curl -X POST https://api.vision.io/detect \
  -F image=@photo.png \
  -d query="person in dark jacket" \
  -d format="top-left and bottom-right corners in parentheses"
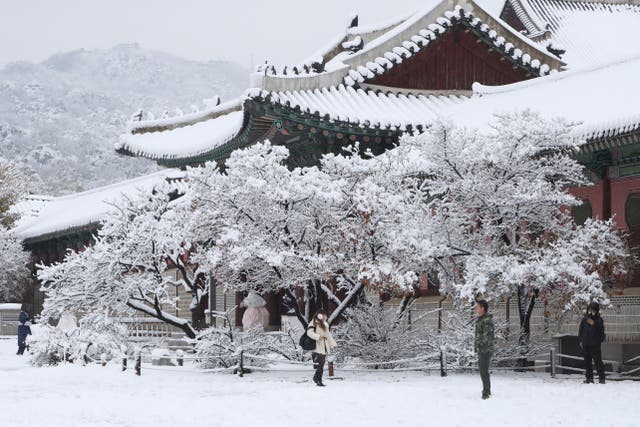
top-left (474, 299), bottom-right (495, 400)
top-left (578, 301), bottom-right (606, 384)
top-left (17, 310), bottom-right (32, 355)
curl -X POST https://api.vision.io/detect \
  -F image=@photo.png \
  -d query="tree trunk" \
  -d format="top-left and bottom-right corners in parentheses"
top-left (191, 293), bottom-right (208, 331)
top-left (284, 288), bottom-right (308, 329)
top-left (516, 285), bottom-right (537, 366)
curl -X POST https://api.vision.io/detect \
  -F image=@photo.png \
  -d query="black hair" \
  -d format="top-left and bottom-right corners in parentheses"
top-left (477, 299), bottom-right (489, 313)
top-left (588, 301), bottom-right (600, 314)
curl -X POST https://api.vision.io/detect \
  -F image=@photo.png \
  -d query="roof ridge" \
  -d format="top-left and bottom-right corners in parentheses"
top-left (128, 97), bottom-right (244, 135)
top-left (256, 13), bottom-right (411, 79)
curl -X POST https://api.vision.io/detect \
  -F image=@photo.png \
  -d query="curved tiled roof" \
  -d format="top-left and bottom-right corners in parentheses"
top-left (504, 0), bottom-right (549, 37)
top-left (440, 55), bottom-right (640, 145)
top-left (510, 0), bottom-right (640, 67)
top-left (253, 0), bottom-right (564, 93)
top-left (340, 5), bottom-right (560, 87)
top-left (117, 110), bottom-right (246, 161)
top-left (252, 85), bottom-right (468, 132)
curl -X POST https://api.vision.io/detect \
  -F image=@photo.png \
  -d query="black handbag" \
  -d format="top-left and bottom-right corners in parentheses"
top-left (299, 326), bottom-right (317, 351)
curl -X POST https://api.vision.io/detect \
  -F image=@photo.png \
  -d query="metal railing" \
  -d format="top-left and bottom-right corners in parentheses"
top-left (408, 296), bottom-right (640, 343)
top-left (121, 346), bottom-right (640, 382)
top-left (549, 347), bottom-right (640, 380)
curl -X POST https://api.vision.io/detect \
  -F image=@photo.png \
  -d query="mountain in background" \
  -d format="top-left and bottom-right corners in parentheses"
top-left (0, 44), bottom-right (248, 195)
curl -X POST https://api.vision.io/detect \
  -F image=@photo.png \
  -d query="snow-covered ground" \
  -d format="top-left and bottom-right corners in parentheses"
top-left (0, 337), bottom-right (637, 427)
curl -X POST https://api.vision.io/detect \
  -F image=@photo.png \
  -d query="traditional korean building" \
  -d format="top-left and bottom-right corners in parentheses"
top-left (16, 0), bottom-right (640, 343)
top-left (116, 0), bottom-right (566, 168)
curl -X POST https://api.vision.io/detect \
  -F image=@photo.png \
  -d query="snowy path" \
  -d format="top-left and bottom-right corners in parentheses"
top-left (0, 337), bottom-right (637, 427)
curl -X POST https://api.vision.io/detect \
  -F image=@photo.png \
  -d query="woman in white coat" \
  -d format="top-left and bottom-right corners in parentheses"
top-left (306, 309), bottom-right (337, 386)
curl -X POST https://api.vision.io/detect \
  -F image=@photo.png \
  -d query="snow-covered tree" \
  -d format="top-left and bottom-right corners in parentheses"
top-left (398, 111), bottom-right (627, 351)
top-left (38, 112), bottom-right (624, 355)
top-left (186, 143), bottom-right (441, 327)
top-left (38, 179), bottom-right (207, 338)
top-left (0, 159), bottom-right (33, 227)
top-left (0, 159), bottom-right (35, 302)
top-left (0, 227), bottom-right (31, 302)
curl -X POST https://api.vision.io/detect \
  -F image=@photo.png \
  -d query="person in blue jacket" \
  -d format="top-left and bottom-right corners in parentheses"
top-left (17, 310), bottom-right (32, 355)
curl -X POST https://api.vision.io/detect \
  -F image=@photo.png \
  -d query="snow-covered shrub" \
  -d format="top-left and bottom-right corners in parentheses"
top-left (334, 303), bottom-right (546, 370)
top-left (333, 304), bottom-right (438, 367)
top-left (28, 324), bottom-right (65, 366)
top-left (194, 325), bottom-right (304, 370)
top-left (29, 314), bottom-right (129, 367)
top-left (434, 308), bottom-right (545, 368)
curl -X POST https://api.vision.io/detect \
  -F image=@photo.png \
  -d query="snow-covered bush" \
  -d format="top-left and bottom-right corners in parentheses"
top-left (29, 313), bottom-right (128, 367)
top-left (194, 325), bottom-right (304, 370)
top-left (333, 302), bottom-right (546, 369)
top-left (435, 308), bottom-right (546, 368)
top-left (333, 304), bottom-right (438, 367)
top-left (28, 324), bottom-right (65, 366)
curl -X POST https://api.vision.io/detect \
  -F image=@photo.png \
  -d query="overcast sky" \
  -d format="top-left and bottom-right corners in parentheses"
top-left (1, 0), bottom-right (428, 69)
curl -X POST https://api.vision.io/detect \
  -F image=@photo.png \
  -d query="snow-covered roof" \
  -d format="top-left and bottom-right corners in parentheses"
top-left (252, 86), bottom-right (468, 132)
top-left (439, 55), bottom-right (640, 144)
top-left (12, 195), bottom-right (55, 225)
top-left (117, 110), bottom-right (245, 161)
top-left (509, 0), bottom-right (640, 67)
top-left (117, 0), bottom-right (640, 164)
top-left (252, 0), bottom-right (563, 92)
top-left (126, 98), bottom-right (243, 134)
top-left (14, 169), bottom-right (184, 243)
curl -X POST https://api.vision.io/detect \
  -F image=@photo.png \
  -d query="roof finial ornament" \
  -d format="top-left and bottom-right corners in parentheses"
top-left (349, 13), bottom-right (359, 29)
top-left (311, 58), bottom-right (325, 73)
top-left (546, 43), bottom-right (566, 59)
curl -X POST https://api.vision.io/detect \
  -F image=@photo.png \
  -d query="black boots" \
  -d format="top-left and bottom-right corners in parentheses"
top-left (481, 391), bottom-right (491, 400)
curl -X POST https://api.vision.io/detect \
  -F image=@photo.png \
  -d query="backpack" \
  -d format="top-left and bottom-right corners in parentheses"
top-left (299, 326), bottom-right (316, 351)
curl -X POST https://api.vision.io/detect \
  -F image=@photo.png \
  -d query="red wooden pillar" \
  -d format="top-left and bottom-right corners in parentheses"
top-left (602, 165), bottom-right (612, 220)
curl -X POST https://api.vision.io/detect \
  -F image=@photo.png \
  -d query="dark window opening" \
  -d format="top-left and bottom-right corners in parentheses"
top-left (572, 200), bottom-right (592, 226)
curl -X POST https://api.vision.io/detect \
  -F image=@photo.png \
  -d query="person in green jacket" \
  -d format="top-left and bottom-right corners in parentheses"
top-left (475, 299), bottom-right (495, 400)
